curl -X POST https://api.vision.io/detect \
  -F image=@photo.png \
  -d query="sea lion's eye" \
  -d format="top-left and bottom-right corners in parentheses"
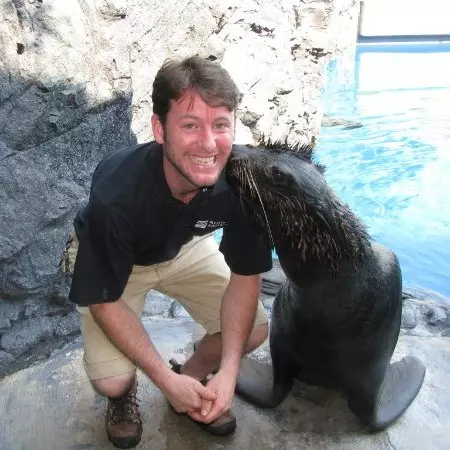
top-left (270, 165), bottom-right (288, 185)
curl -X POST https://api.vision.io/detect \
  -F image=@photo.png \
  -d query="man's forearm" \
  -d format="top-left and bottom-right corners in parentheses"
top-left (219, 273), bottom-right (261, 378)
top-left (89, 299), bottom-right (173, 388)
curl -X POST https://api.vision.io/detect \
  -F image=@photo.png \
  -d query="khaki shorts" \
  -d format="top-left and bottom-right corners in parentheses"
top-left (66, 233), bottom-right (267, 380)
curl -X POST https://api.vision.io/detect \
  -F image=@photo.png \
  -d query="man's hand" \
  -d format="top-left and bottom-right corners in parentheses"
top-left (186, 273), bottom-right (260, 424)
top-left (188, 369), bottom-right (236, 424)
top-left (161, 372), bottom-right (217, 416)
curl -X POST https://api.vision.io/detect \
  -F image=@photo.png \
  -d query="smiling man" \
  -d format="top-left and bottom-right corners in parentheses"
top-left (67, 56), bottom-right (272, 448)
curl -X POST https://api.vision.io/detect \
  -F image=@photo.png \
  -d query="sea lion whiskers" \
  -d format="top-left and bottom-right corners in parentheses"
top-left (245, 167), bottom-right (258, 200)
top-left (227, 146), bottom-right (369, 268)
top-left (256, 184), bottom-right (346, 271)
top-left (228, 162), bottom-right (271, 239)
top-left (245, 166), bottom-right (275, 248)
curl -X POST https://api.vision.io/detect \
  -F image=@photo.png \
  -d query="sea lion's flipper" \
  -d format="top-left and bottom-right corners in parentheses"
top-left (236, 358), bottom-right (275, 407)
top-left (236, 349), bottom-right (298, 408)
top-left (348, 356), bottom-right (426, 431)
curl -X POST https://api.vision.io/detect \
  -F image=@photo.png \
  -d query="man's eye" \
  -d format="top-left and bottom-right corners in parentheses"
top-left (183, 123), bottom-right (196, 129)
top-left (215, 122), bottom-right (229, 130)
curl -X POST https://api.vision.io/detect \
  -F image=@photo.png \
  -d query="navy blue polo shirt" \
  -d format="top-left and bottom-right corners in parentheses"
top-left (69, 141), bottom-right (272, 306)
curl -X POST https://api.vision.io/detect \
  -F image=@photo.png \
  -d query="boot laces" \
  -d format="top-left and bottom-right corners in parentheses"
top-left (109, 387), bottom-right (140, 424)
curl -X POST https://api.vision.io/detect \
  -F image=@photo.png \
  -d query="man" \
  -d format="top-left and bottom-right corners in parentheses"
top-left (68, 55), bottom-right (272, 449)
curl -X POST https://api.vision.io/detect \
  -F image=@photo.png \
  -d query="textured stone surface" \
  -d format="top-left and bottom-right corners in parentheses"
top-left (125, 0), bottom-right (360, 145)
top-left (143, 290), bottom-right (173, 317)
top-left (402, 301), bottom-right (419, 329)
top-left (0, 316), bottom-right (55, 357)
top-left (0, 351), bottom-right (14, 367)
top-left (0, 0), bottom-right (135, 367)
top-left (170, 301), bottom-right (192, 319)
top-left (0, 299), bottom-right (23, 333)
top-left (0, 0), bottom-right (133, 261)
top-left (403, 297), bottom-right (450, 337)
top-left (0, 318), bottom-right (448, 450)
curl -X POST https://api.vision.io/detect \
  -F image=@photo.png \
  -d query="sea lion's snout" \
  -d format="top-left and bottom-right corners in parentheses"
top-left (226, 147), bottom-right (256, 188)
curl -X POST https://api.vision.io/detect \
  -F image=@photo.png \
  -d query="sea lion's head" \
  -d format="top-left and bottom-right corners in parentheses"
top-left (226, 140), bottom-right (370, 273)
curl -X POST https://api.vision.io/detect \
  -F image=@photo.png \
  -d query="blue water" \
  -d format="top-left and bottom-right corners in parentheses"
top-left (315, 42), bottom-right (450, 299)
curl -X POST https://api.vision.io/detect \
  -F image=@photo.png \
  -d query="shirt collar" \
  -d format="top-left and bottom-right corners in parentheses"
top-left (147, 142), bottom-right (179, 204)
top-left (205, 169), bottom-right (229, 197)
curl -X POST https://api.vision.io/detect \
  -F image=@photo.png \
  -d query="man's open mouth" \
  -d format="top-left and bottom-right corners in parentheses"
top-left (190, 156), bottom-right (216, 166)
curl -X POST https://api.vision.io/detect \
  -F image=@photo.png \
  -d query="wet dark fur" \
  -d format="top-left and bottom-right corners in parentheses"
top-left (226, 140), bottom-right (426, 431)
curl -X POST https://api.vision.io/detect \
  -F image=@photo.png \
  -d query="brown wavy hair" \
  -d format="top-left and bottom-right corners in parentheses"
top-left (152, 55), bottom-right (240, 124)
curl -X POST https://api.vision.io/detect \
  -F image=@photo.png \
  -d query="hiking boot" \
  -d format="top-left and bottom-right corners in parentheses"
top-left (105, 379), bottom-right (143, 449)
top-left (169, 359), bottom-right (236, 436)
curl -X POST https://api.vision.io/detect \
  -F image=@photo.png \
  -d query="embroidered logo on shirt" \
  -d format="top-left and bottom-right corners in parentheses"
top-left (194, 220), bottom-right (227, 229)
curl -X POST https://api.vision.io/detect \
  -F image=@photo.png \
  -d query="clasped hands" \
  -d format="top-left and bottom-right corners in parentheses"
top-left (164, 369), bottom-right (235, 423)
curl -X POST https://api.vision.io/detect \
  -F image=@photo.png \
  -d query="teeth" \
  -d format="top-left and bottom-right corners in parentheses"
top-left (191, 156), bottom-right (215, 166)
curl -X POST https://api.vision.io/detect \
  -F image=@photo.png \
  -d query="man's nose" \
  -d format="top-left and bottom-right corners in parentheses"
top-left (199, 128), bottom-right (216, 152)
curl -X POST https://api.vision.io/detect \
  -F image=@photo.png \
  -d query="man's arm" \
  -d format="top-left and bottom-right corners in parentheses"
top-left (193, 272), bottom-right (261, 423)
top-left (89, 299), bottom-right (216, 412)
top-left (220, 272), bottom-right (261, 378)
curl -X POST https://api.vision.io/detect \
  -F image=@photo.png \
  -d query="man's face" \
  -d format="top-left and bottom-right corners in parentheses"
top-left (152, 90), bottom-right (235, 198)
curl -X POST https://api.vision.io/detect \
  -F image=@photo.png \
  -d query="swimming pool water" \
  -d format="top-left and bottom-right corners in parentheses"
top-left (315, 42), bottom-right (450, 299)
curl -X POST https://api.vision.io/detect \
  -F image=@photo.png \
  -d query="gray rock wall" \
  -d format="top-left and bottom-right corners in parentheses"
top-left (0, 0), bottom-right (360, 376)
top-left (0, 0), bottom-right (136, 375)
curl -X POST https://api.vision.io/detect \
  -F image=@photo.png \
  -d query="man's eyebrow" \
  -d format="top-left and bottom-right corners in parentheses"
top-left (178, 114), bottom-right (232, 122)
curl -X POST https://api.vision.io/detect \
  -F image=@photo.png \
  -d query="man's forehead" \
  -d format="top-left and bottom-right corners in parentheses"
top-left (169, 90), bottom-right (234, 117)
top-left (173, 88), bottom-right (198, 104)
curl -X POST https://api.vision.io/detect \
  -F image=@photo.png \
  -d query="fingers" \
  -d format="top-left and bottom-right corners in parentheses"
top-left (202, 401), bottom-right (225, 423)
top-left (200, 399), bottom-right (213, 417)
top-left (196, 384), bottom-right (217, 402)
top-left (187, 402), bottom-right (223, 424)
top-left (168, 376), bottom-right (210, 413)
top-left (166, 372), bottom-right (232, 424)
top-left (188, 410), bottom-right (207, 422)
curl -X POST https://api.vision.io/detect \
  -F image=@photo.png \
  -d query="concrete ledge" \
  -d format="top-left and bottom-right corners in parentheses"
top-left (0, 317), bottom-right (449, 449)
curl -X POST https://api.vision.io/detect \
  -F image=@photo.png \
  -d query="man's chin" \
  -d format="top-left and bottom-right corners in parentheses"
top-left (191, 173), bottom-right (221, 188)
top-left (195, 179), bottom-right (218, 188)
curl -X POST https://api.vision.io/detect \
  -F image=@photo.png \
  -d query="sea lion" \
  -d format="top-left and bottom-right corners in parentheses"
top-left (226, 141), bottom-right (426, 431)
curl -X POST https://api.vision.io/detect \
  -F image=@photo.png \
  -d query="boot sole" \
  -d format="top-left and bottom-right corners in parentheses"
top-left (107, 426), bottom-right (143, 449)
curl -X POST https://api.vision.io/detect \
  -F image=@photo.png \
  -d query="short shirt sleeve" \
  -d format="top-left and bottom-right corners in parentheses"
top-left (219, 197), bottom-right (272, 275)
top-left (69, 197), bottom-right (135, 306)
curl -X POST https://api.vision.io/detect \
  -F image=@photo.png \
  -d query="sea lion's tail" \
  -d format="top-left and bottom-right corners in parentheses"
top-left (349, 356), bottom-right (426, 431)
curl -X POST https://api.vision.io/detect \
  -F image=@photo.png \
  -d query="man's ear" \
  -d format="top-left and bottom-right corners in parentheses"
top-left (151, 114), bottom-right (164, 144)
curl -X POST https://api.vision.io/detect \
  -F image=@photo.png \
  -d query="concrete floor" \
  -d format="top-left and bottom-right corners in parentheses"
top-left (0, 317), bottom-right (449, 450)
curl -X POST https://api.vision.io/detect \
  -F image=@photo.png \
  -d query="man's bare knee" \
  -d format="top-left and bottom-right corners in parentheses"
top-left (90, 372), bottom-right (136, 398)
top-left (245, 322), bottom-right (269, 353)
